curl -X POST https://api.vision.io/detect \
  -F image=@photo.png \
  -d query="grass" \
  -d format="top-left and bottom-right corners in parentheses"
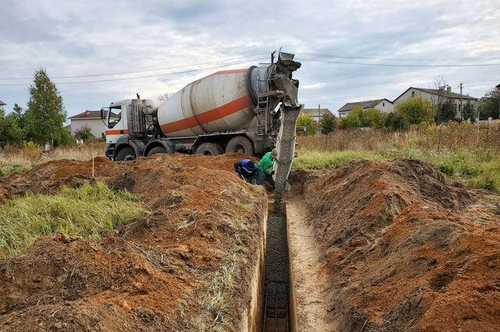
top-left (0, 182), bottom-right (147, 258)
top-left (294, 149), bottom-right (500, 192)
top-left (201, 253), bottom-right (240, 331)
top-left (294, 123), bottom-right (500, 192)
top-left (293, 150), bottom-right (383, 170)
top-left (0, 142), bottom-right (105, 177)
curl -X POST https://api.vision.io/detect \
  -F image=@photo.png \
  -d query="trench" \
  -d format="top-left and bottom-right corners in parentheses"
top-left (261, 200), bottom-right (296, 332)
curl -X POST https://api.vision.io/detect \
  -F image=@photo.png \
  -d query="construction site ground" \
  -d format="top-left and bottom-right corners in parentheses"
top-left (288, 159), bottom-right (499, 332)
top-left (0, 154), bottom-right (267, 331)
top-left (0, 155), bottom-right (499, 331)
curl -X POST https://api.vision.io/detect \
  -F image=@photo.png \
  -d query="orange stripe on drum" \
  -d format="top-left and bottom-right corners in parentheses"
top-left (204, 68), bottom-right (249, 79)
top-left (105, 129), bottom-right (129, 135)
top-left (161, 95), bottom-right (252, 133)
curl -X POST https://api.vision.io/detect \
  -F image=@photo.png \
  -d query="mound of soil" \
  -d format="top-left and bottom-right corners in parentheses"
top-left (300, 159), bottom-right (499, 331)
top-left (0, 154), bottom-right (266, 331)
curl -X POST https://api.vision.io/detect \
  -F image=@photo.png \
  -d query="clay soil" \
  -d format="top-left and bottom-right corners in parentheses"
top-left (0, 154), bottom-right (267, 331)
top-left (291, 159), bottom-right (499, 332)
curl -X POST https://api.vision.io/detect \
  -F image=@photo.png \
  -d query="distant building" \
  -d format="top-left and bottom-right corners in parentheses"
top-left (69, 110), bottom-right (110, 139)
top-left (0, 100), bottom-right (6, 108)
top-left (337, 99), bottom-right (393, 118)
top-left (301, 108), bottom-right (333, 123)
top-left (393, 86), bottom-right (478, 117)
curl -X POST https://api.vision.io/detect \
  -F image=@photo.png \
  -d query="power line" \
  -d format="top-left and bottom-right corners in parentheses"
top-left (305, 57), bottom-right (500, 67)
top-left (0, 56), bottom-right (266, 81)
top-left (0, 59), bottom-right (266, 87)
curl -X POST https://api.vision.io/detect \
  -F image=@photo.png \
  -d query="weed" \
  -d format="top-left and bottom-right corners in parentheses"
top-left (0, 182), bottom-right (147, 257)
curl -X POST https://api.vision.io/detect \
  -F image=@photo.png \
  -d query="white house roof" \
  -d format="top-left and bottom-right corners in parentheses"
top-left (337, 98), bottom-right (392, 113)
top-left (301, 108), bottom-right (333, 117)
top-left (0, 100), bottom-right (6, 106)
top-left (393, 87), bottom-right (478, 103)
top-left (69, 110), bottom-right (117, 120)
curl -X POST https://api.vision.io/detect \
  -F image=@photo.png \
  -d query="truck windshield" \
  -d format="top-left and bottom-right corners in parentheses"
top-left (106, 106), bottom-right (121, 128)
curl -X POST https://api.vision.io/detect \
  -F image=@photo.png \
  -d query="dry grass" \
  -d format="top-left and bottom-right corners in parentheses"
top-left (295, 123), bottom-right (500, 192)
top-left (0, 142), bottom-right (105, 176)
top-left (297, 122), bottom-right (500, 153)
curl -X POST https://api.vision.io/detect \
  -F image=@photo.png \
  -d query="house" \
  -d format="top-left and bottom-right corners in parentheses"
top-left (301, 108), bottom-right (334, 123)
top-left (0, 100), bottom-right (6, 108)
top-left (337, 99), bottom-right (393, 118)
top-left (393, 86), bottom-right (478, 116)
top-left (69, 110), bottom-right (110, 139)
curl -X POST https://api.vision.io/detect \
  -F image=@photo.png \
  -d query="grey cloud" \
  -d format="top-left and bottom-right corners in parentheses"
top-left (0, 0), bottom-right (499, 115)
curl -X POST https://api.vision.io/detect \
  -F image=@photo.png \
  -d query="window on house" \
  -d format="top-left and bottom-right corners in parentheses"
top-left (411, 91), bottom-right (416, 97)
top-left (383, 102), bottom-right (385, 106)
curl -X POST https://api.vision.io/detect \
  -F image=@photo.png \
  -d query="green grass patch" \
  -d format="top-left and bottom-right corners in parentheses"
top-left (0, 164), bottom-right (30, 177)
top-left (293, 150), bottom-right (383, 171)
top-left (0, 182), bottom-right (147, 258)
top-left (294, 149), bottom-right (500, 193)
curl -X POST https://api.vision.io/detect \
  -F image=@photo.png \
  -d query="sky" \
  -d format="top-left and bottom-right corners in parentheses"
top-left (1, 0), bottom-right (499, 117)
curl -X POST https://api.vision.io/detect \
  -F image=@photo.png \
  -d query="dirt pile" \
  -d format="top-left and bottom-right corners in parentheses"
top-left (0, 154), bottom-right (266, 331)
top-left (300, 159), bottom-right (499, 331)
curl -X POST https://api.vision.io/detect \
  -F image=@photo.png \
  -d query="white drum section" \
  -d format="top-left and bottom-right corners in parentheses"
top-left (157, 69), bottom-right (255, 137)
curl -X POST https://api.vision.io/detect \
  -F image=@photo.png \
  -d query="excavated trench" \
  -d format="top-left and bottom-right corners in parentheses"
top-left (261, 200), bottom-right (296, 332)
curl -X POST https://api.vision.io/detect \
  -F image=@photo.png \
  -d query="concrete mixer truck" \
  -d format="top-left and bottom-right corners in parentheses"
top-left (101, 51), bottom-right (302, 161)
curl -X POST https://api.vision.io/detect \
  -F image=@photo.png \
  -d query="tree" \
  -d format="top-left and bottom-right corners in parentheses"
top-left (384, 111), bottom-right (408, 131)
top-left (24, 69), bottom-right (67, 146)
top-left (396, 97), bottom-right (434, 126)
top-left (340, 107), bottom-right (385, 129)
top-left (462, 102), bottom-right (476, 122)
top-left (74, 126), bottom-right (95, 142)
top-left (0, 108), bottom-right (23, 147)
top-left (319, 113), bottom-right (336, 134)
top-left (340, 106), bottom-right (364, 128)
top-left (8, 104), bottom-right (25, 140)
top-left (364, 108), bottom-right (385, 128)
top-left (297, 114), bottom-right (317, 135)
top-left (478, 88), bottom-right (500, 120)
top-left (436, 99), bottom-right (457, 123)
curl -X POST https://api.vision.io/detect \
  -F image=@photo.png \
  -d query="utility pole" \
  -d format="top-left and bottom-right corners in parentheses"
top-left (317, 104), bottom-right (321, 136)
top-left (459, 83), bottom-right (463, 121)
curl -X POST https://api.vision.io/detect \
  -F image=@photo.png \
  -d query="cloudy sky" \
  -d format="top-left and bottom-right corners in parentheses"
top-left (1, 0), bottom-right (499, 117)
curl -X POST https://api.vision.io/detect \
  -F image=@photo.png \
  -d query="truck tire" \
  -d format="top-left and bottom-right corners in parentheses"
top-left (225, 136), bottom-right (254, 155)
top-left (195, 143), bottom-right (224, 155)
top-left (115, 146), bottom-right (136, 161)
top-left (147, 146), bottom-right (167, 156)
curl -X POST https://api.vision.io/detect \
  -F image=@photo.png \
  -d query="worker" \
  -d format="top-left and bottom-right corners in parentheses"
top-left (234, 159), bottom-right (259, 184)
top-left (258, 148), bottom-right (277, 188)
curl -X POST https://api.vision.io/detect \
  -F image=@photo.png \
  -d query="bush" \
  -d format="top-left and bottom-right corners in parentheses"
top-left (74, 126), bottom-right (95, 143)
top-left (396, 97), bottom-right (434, 125)
top-left (364, 108), bottom-right (385, 128)
top-left (0, 108), bottom-right (23, 147)
top-left (319, 113), bottom-right (336, 134)
top-left (297, 114), bottom-right (317, 135)
top-left (340, 107), bottom-right (385, 129)
top-left (436, 99), bottom-right (457, 123)
top-left (0, 182), bottom-right (147, 257)
top-left (479, 98), bottom-right (499, 120)
top-left (384, 112), bottom-right (408, 130)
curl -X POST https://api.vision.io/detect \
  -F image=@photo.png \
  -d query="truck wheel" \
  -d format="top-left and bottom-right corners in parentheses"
top-left (225, 136), bottom-right (254, 155)
top-left (115, 146), bottom-right (136, 161)
top-left (147, 146), bottom-right (167, 156)
top-left (195, 143), bottom-right (223, 155)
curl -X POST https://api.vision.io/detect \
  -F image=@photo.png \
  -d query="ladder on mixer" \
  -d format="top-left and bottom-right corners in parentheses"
top-left (256, 95), bottom-right (269, 136)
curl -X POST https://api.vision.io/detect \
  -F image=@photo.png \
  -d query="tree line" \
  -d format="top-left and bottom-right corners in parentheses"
top-left (0, 70), bottom-right (74, 148)
top-left (297, 85), bottom-right (500, 134)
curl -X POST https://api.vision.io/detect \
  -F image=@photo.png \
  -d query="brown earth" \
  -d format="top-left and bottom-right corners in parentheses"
top-left (292, 159), bottom-right (500, 332)
top-left (0, 154), bottom-right (266, 331)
